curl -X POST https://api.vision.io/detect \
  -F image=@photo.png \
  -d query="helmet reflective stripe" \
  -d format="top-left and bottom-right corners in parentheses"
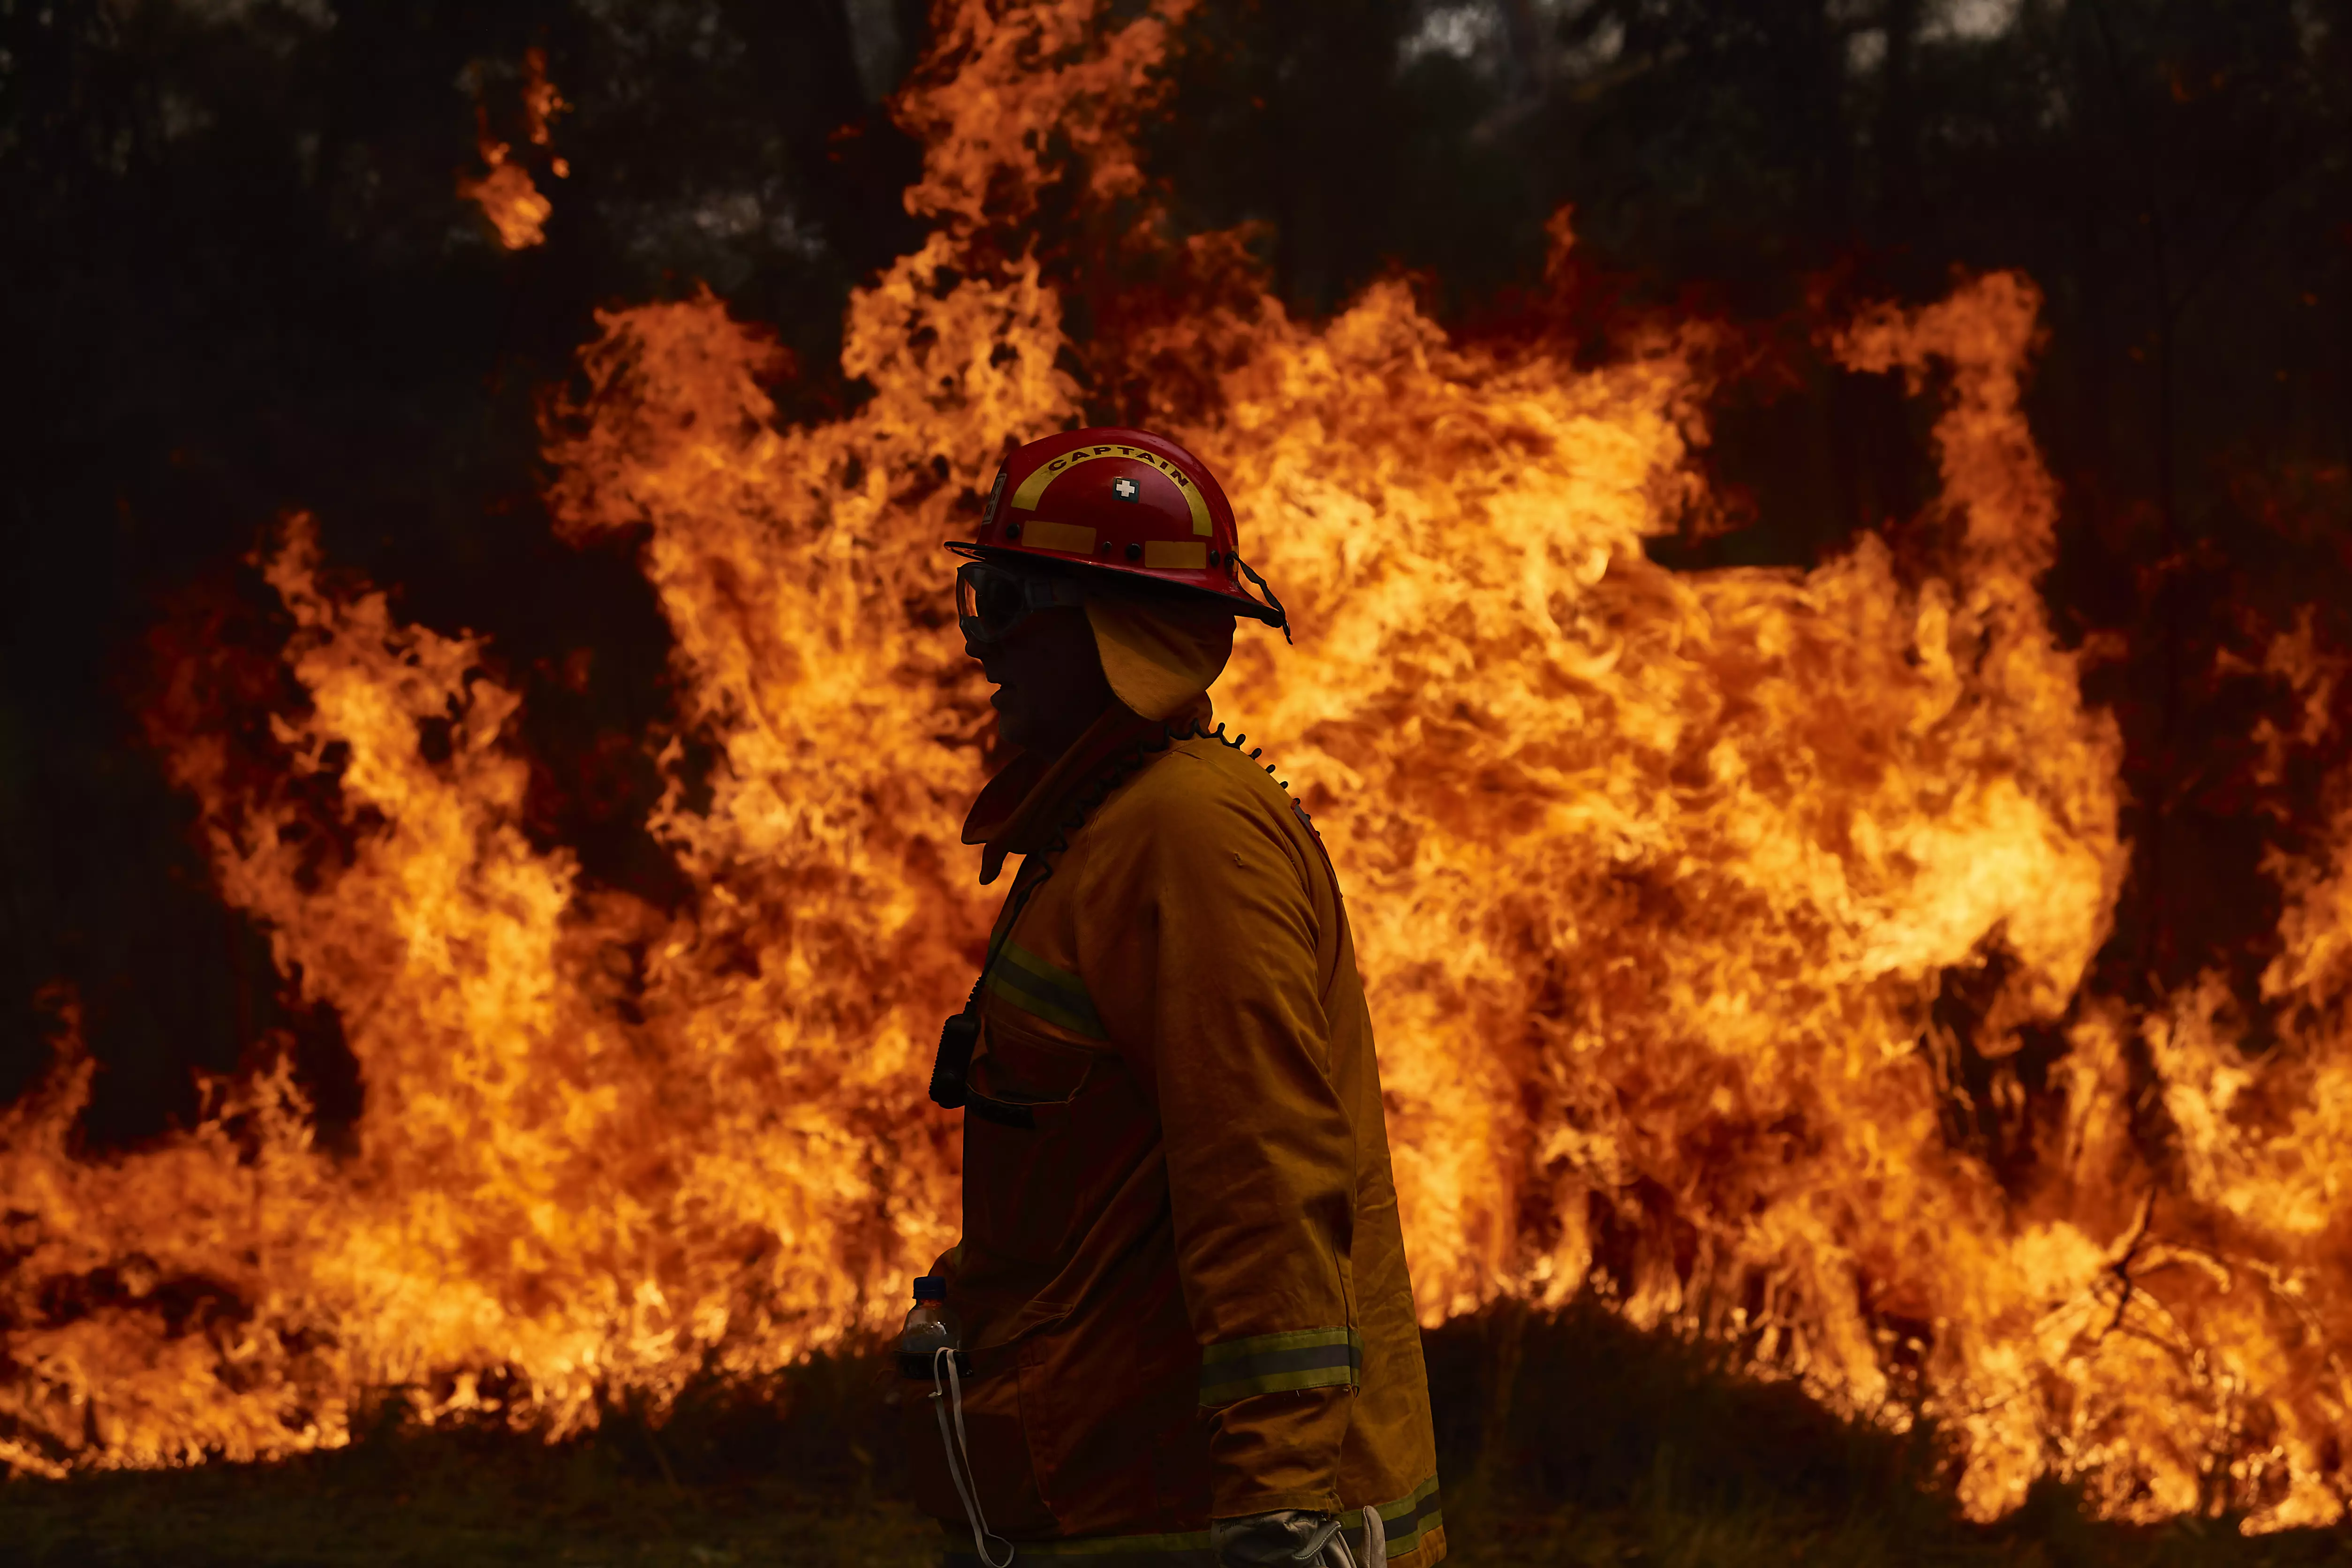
top-left (1143, 541), bottom-right (1207, 569)
top-left (1022, 520), bottom-right (1096, 555)
top-left (1010, 444), bottom-right (1214, 535)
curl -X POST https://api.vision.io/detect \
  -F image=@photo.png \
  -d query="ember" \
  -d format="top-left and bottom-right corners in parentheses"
top-left (4, 0), bottom-right (2349, 1539)
top-left (458, 47), bottom-right (567, 250)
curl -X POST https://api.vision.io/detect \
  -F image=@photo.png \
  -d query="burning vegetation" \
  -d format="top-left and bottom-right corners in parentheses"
top-left (457, 47), bottom-right (568, 250)
top-left (4, 0), bottom-right (2352, 1544)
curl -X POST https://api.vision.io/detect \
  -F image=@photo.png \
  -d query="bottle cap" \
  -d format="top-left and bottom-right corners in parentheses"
top-left (912, 1274), bottom-right (946, 1301)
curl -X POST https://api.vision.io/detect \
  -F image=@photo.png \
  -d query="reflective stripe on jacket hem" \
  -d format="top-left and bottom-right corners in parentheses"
top-left (1196, 1325), bottom-right (1363, 1406)
top-left (987, 942), bottom-right (1108, 1038)
top-left (941, 1476), bottom-right (1441, 1568)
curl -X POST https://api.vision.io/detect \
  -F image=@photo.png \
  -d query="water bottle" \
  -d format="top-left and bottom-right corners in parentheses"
top-left (898, 1274), bottom-right (964, 1379)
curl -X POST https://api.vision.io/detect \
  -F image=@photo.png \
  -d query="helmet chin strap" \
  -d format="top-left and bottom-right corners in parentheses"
top-left (1232, 555), bottom-right (1292, 643)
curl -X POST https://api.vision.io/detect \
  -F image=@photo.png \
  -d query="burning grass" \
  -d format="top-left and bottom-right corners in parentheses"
top-left (6, 1314), bottom-right (2348, 1568)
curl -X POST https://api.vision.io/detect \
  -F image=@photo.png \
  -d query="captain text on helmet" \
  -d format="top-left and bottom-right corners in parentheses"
top-left (908, 428), bottom-right (1445, 1568)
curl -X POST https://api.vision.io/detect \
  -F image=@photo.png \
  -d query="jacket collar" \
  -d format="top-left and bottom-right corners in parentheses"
top-left (962, 695), bottom-right (1214, 885)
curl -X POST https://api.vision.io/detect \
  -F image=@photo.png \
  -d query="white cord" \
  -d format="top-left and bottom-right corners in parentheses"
top-left (1290, 1515), bottom-right (1357, 1568)
top-left (932, 1346), bottom-right (1016, 1567)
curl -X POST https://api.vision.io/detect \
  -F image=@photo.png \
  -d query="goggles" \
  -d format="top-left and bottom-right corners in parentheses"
top-left (956, 561), bottom-right (1087, 646)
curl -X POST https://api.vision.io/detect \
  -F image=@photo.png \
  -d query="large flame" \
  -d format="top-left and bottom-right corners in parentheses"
top-left (7, 0), bottom-right (2351, 1533)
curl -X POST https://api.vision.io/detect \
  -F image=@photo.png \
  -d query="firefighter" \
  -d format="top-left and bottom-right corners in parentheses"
top-left (913, 428), bottom-right (1444, 1568)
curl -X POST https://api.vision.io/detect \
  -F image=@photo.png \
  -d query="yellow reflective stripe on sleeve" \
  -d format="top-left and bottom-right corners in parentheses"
top-left (1346, 1474), bottom-right (1443, 1558)
top-left (1196, 1325), bottom-right (1362, 1406)
top-left (987, 942), bottom-right (1107, 1039)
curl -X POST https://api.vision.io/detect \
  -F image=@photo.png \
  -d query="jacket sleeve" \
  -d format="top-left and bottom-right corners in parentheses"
top-left (1078, 756), bottom-right (1358, 1518)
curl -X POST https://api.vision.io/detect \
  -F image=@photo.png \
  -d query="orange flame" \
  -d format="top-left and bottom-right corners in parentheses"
top-left (7, 0), bottom-right (2352, 1534)
top-left (458, 48), bottom-right (567, 249)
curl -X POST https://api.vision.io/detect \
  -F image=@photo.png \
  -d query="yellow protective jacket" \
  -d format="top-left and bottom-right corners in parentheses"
top-left (908, 698), bottom-right (1444, 1568)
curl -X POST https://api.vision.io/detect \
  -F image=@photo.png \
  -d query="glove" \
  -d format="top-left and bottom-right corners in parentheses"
top-left (1210, 1510), bottom-right (1358, 1568)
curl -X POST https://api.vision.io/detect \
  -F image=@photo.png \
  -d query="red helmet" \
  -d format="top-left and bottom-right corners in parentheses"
top-left (947, 427), bottom-right (1287, 633)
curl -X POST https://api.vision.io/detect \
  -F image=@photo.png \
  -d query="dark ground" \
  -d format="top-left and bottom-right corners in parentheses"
top-left (5, 1307), bottom-right (2348, 1568)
